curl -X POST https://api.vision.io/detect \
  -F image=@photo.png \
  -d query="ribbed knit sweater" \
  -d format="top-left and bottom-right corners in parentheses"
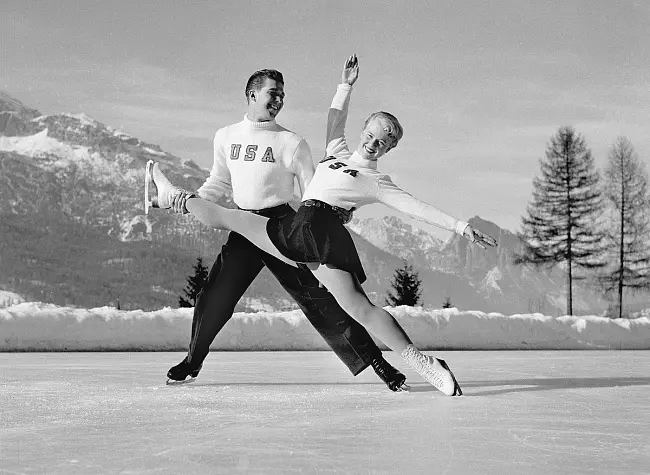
top-left (198, 115), bottom-right (313, 210)
top-left (302, 84), bottom-right (468, 236)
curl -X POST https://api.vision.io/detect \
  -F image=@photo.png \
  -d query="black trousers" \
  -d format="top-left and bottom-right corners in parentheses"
top-left (187, 204), bottom-right (381, 375)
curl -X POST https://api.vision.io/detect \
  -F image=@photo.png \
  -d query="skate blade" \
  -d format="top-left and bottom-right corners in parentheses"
top-left (144, 160), bottom-right (153, 214)
top-left (438, 359), bottom-right (463, 396)
top-left (395, 382), bottom-right (411, 392)
top-left (166, 376), bottom-right (196, 386)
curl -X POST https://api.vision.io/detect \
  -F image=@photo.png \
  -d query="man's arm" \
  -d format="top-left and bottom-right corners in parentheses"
top-left (291, 138), bottom-right (315, 199)
top-left (171, 129), bottom-right (232, 214)
top-left (197, 129), bottom-right (233, 202)
top-left (325, 54), bottom-right (359, 157)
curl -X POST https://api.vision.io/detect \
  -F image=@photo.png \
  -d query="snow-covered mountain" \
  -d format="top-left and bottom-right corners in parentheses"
top-left (0, 91), bottom-right (610, 314)
top-left (348, 215), bottom-right (446, 269)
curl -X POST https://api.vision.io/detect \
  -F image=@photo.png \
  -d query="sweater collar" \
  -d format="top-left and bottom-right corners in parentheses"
top-left (244, 114), bottom-right (278, 130)
top-left (348, 151), bottom-right (378, 170)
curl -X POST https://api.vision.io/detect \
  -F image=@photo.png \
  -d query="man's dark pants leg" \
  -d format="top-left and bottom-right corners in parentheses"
top-left (187, 232), bottom-right (264, 366)
top-left (186, 205), bottom-right (382, 375)
top-left (263, 254), bottom-right (380, 375)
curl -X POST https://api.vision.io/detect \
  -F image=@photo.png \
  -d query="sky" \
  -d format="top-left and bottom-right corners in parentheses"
top-left (1, 0), bottom-right (649, 236)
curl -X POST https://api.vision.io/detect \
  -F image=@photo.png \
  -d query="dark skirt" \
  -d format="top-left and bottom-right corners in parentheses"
top-left (266, 205), bottom-right (367, 284)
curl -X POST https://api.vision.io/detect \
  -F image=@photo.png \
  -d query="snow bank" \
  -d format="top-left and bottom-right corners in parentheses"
top-left (0, 291), bottom-right (24, 308)
top-left (1, 303), bottom-right (648, 351)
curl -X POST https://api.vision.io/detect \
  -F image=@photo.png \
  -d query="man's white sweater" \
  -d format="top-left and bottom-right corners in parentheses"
top-left (198, 115), bottom-right (313, 210)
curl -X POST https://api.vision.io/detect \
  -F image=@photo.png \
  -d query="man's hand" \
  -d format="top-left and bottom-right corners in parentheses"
top-left (463, 226), bottom-right (498, 249)
top-left (341, 54), bottom-right (359, 86)
top-left (170, 190), bottom-right (193, 214)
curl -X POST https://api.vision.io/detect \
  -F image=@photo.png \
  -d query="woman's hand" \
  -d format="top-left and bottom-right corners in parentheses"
top-left (463, 226), bottom-right (498, 249)
top-left (171, 190), bottom-right (193, 214)
top-left (341, 54), bottom-right (359, 86)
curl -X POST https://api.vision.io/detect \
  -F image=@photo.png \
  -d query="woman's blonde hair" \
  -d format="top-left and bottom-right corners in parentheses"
top-left (363, 111), bottom-right (404, 149)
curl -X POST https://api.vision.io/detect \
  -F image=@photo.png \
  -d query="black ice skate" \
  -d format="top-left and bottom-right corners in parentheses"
top-left (166, 356), bottom-right (202, 385)
top-left (371, 356), bottom-right (410, 392)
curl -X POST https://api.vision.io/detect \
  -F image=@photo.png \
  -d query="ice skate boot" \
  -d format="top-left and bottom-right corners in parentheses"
top-left (166, 356), bottom-right (202, 385)
top-left (401, 345), bottom-right (462, 396)
top-left (371, 355), bottom-right (410, 392)
top-left (145, 160), bottom-right (194, 214)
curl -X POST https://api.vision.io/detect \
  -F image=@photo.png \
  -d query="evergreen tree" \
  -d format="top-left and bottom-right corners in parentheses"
top-left (179, 257), bottom-right (209, 308)
top-left (385, 261), bottom-right (422, 307)
top-left (517, 126), bottom-right (606, 315)
top-left (600, 137), bottom-right (650, 318)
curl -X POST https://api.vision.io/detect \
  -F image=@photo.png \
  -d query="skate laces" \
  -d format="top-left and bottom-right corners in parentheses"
top-left (153, 164), bottom-right (193, 209)
top-left (401, 345), bottom-right (445, 389)
top-left (371, 356), bottom-right (408, 392)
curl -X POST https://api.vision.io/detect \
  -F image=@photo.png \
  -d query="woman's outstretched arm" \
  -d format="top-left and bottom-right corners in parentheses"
top-left (374, 175), bottom-right (498, 249)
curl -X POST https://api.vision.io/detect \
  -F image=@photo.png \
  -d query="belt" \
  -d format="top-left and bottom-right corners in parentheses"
top-left (302, 199), bottom-right (354, 224)
top-left (238, 203), bottom-right (292, 218)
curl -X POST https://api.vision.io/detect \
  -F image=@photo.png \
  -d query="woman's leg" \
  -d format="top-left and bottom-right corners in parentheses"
top-left (147, 160), bottom-right (298, 267)
top-left (309, 265), bottom-right (412, 353)
top-left (185, 198), bottom-right (298, 268)
top-left (310, 264), bottom-right (462, 396)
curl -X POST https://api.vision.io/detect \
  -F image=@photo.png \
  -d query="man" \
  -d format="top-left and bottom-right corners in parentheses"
top-left (166, 68), bottom-right (407, 391)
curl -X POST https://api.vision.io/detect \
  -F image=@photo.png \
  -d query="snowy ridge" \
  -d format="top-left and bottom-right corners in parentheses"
top-left (480, 266), bottom-right (503, 294)
top-left (60, 112), bottom-right (100, 127)
top-left (1, 302), bottom-right (647, 351)
top-left (0, 129), bottom-right (93, 164)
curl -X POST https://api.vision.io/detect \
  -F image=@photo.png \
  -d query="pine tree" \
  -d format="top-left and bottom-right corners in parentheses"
top-left (179, 257), bottom-right (209, 308)
top-left (600, 137), bottom-right (650, 318)
top-left (517, 126), bottom-right (606, 315)
top-left (385, 261), bottom-right (422, 307)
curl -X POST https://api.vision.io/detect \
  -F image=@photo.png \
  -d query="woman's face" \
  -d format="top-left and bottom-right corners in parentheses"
top-left (356, 118), bottom-right (393, 161)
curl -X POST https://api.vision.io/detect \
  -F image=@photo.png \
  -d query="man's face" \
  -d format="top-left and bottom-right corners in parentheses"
top-left (250, 78), bottom-right (285, 121)
top-left (356, 117), bottom-right (393, 161)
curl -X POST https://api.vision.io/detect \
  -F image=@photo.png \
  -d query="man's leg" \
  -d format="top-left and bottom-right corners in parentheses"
top-left (167, 232), bottom-right (264, 382)
top-left (264, 254), bottom-right (408, 391)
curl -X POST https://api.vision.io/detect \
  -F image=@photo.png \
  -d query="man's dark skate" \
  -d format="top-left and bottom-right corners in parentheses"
top-left (372, 356), bottom-right (410, 392)
top-left (166, 356), bottom-right (202, 385)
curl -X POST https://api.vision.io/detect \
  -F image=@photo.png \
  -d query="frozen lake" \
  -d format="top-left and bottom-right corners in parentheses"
top-left (1, 351), bottom-right (649, 474)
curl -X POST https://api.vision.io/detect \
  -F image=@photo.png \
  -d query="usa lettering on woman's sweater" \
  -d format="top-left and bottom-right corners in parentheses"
top-left (302, 84), bottom-right (468, 236)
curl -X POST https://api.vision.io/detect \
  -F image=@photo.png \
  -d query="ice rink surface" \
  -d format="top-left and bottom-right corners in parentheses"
top-left (1, 351), bottom-right (649, 475)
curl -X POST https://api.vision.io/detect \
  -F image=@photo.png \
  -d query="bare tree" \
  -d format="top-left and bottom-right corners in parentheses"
top-left (516, 126), bottom-right (606, 315)
top-left (600, 137), bottom-right (650, 318)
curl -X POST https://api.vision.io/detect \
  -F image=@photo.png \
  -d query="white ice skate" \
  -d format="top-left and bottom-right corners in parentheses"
top-left (401, 345), bottom-right (463, 396)
top-left (145, 160), bottom-right (192, 214)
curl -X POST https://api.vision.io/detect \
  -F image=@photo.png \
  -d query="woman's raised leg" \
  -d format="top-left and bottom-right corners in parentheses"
top-left (147, 161), bottom-right (298, 267)
top-left (184, 198), bottom-right (297, 267)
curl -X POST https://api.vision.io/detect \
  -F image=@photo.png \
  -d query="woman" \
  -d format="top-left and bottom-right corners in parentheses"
top-left (146, 55), bottom-right (497, 396)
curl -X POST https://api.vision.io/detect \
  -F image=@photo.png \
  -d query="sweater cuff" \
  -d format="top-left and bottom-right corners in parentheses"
top-left (197, 188), bottom-right (220, 203)
top-left (331, 84), bottom-right (352, 109)
top-left (455, 221), bottom-right (469, 236)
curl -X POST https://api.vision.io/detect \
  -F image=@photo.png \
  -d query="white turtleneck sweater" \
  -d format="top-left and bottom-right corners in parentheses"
top-left (197, 115), bottom-right (313, 210)
top-left (302, 84), bottom-right (468, 237)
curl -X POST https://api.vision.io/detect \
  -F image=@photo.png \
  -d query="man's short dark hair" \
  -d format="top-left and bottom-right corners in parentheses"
top-left (245, 69), bottom-right (284, 102)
